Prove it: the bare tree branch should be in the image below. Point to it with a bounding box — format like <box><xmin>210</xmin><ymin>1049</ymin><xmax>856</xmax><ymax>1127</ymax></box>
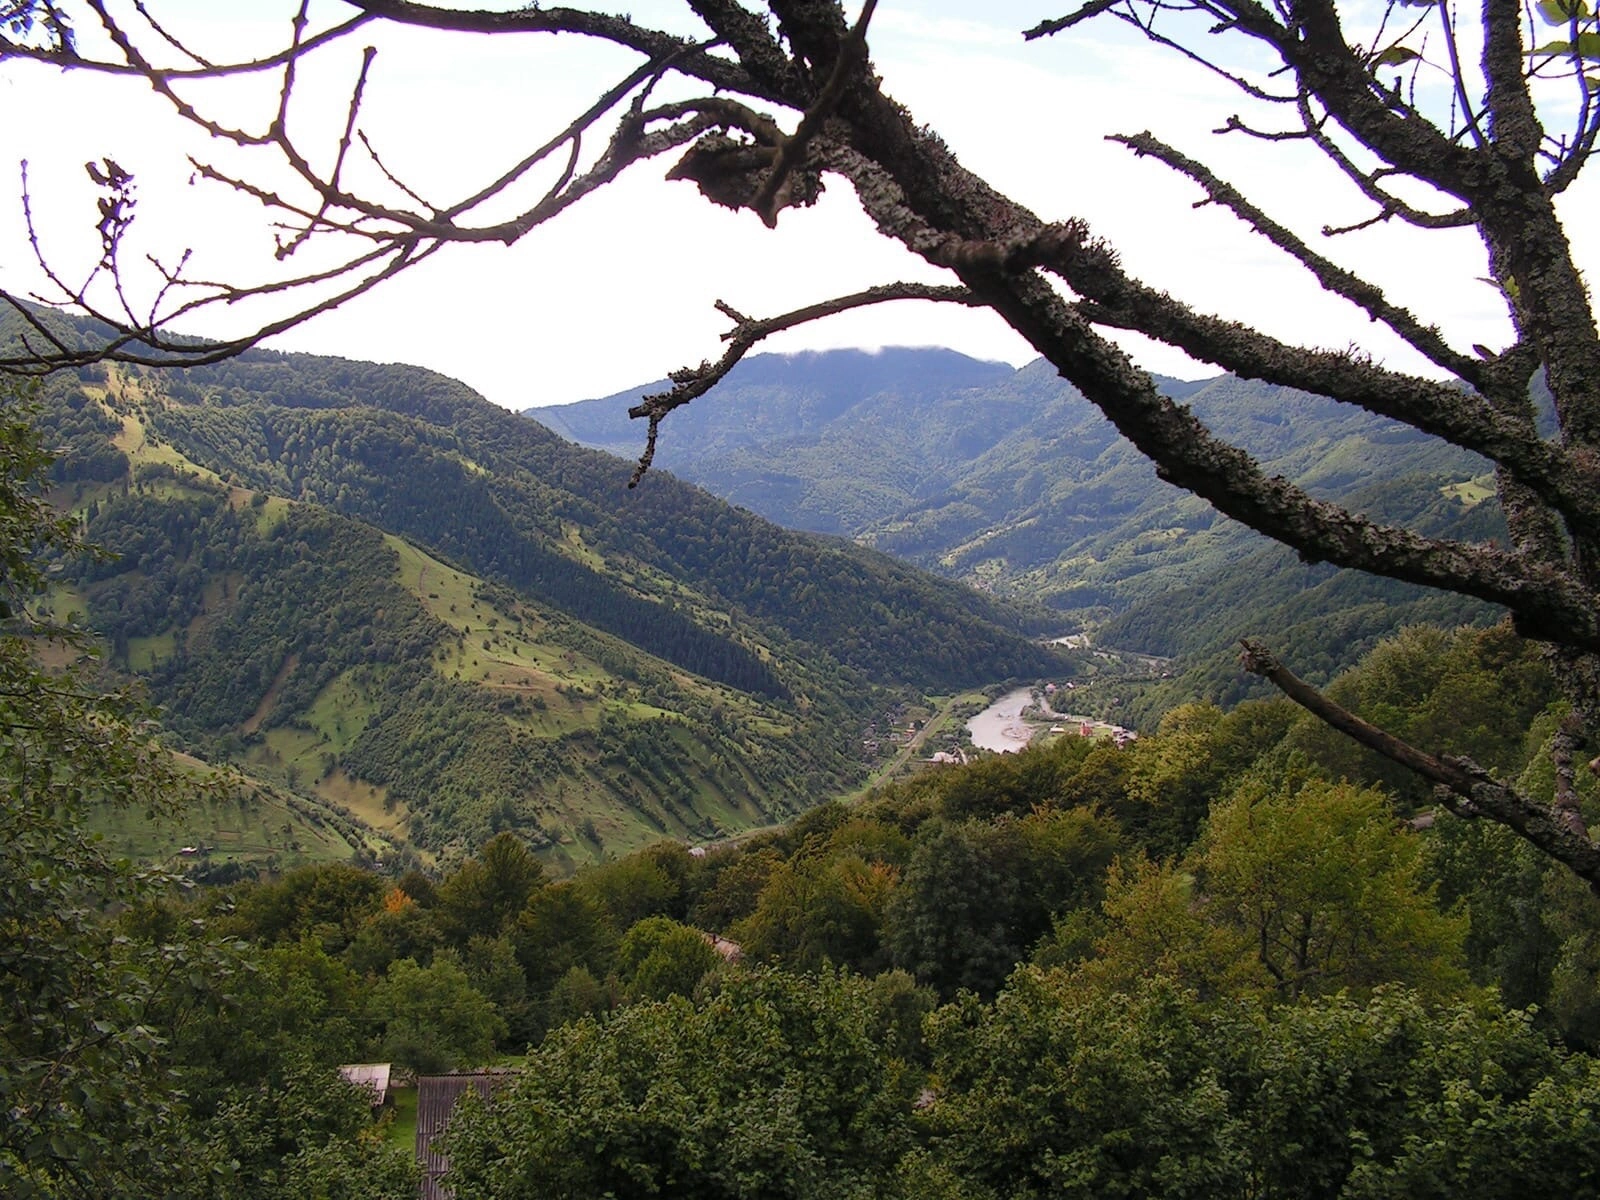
<box><xmin>627</xmin><ymin>281</ymin><xmax>982</xmax><ymax>485</ymax></box>
<box><xmin>2</xmin><ymin>8</ymin><xmax>377</xmax><ymax>77</ymax></box>
<box><xmin>342</xmin><ymin>0</ymin><xmax>784</xmax><ymax>100</ymax></box>
<box><xmin>1109</xmin><ymin>130</ymin><xmax>1482</xmax><ymax>381</ymax></box>
<box><xmin>1024</xmin><ymin>1</ymin><xmax>1122</xmax><ymax>41</ymax></box>
<box><xmin>1289</xmin><ymin>96</ymin><xmax>1476</xmax><ymax>229</ymax></box>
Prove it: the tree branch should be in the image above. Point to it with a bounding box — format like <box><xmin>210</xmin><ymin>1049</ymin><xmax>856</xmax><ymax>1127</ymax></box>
<box><xmin>626</xmin><ymin>281</ymin><xmax>982</xmax><ymax>486</ymax></box>
<box><xmin>0</xmin><ymin>7</ymin><xmax>377</xmax><ymax>78</ymax></box>
<box><xmin>1109</xmin><ymin>130</ymin><xmax>1482</xmax><ymax>382</ymax></box>
<box><xmin>343</xmin><ymin>0</ymin><xmax>778</xmax><ymax>100</ymax></box>
<box><xmin>5</xmin><ymin>68</ymin><xmax>761</xmax><ymax>373</ymax></box>
<box><xmin>1024</xmin><ymin>1</ymin><xmax>1122</xmax><ymax>41</ymax></box>
<box><xmin>1290</xmin><ymin>96</ymin><xmax>1476</xmax><ymax>229</ymax></box>
<box><xmin>829</xmin><ymin>132</ymin><xmax>1600</xmax><ymax>649</ymax></box>
<box><xmin>1240</xmin><ymin>638</ymin><xmax>1600</xmax><ymax>892</ymax></box>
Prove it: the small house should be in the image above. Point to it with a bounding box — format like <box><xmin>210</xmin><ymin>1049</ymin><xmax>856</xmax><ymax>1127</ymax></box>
<box><xmin>338</xmin><ymin>1062</ymin><xmax>392</xmax><ymax>1108</ymax></box>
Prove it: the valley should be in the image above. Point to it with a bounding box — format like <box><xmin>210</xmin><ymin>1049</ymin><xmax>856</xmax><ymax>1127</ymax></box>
<box><xmin>15</xmin><ymin>318</ymin><xmax>1514</xmax><ymax>877</ymax></box>
<box><xmin>534</xmin><ymin>348</ymin><xmax>1503</xmax><ymax>722</ymax></box>
<box><xmin>14</xmin><ymin>312</ymin><xmax>1073</xmax><ymax>873</ymax></box>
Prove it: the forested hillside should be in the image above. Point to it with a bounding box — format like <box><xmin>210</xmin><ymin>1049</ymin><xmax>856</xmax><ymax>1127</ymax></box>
<box><xmin>152</xmin><ymin>349</ymin><xmax>1061</xmax><ymax>683</ymax></box>
<box><xmin>23</xmin><ymin>604</ymin><xmax>1595</xmax><ymax>1198</ymax></box>
<box><xmin>10</xmin><ymin>333</ymin><xmax>1598</xmax><ymax>1200</ymax></box>
<box><xmin>13</xmin><ymin>312</ymin><xmax>1067</xmax><ymax>868</ymax></box>
<box><xmin>535</xmin><ymin>350</ymin><xmax>1504</xmax><ymax>707</ymax></box>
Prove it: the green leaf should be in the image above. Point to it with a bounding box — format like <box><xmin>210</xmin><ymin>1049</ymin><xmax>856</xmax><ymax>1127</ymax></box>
<box><xmin>1374</xmin><ymin>45</ymin><xmax>1421</xmax><ymax>66</ymax></box>
<box><xmin>1530</xmin><ymin>31</ymin><xmax>1600</xmax><ymax>58</ymax></box>
<box><xmin>1536</xmin><ymin>0</ymin><xmax>1592</xmax><ymax>25</ymax></box>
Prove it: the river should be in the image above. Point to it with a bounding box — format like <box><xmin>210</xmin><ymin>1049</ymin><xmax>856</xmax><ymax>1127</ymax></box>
<box><xmin>965</xmin><ymin>687</ymin><xmax>1039</xmax><ymax>753</ymax></box>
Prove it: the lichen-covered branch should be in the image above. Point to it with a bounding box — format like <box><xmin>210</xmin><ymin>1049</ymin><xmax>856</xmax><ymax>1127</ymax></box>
<box><xmin>1240</xmin><ymin>639</ymin><xmax>1600</xmax><ymax>892</ymax></box>
<box><xmin>1108</xmin><ymin>131</ymin><xmax>1481</xmax><ymax>382</ymax></box>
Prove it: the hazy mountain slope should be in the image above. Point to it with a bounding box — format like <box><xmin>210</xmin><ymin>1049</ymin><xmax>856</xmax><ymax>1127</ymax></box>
<box><xmin>533</xmin><ymin>348</ymin><xmax>1501</xmax><ymax>692</ymax></box>
<box><xmin>530</xmin><ymin>347</ymin><xmax>1021</xmax><ymax>534</ymax></box>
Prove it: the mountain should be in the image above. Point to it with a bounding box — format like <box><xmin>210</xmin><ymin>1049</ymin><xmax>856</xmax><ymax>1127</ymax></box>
<box><xmin>16</xmin><ymin>316</ymin><xmax>1066</xmax><ymax>870</ymax></box>
<box><xmin>532</xmin><ymin>347</ymin><xmax>1018</xmax><ymax>534</ymax></box>
<box><xmin>531</xmin><ymin>349</ymin><xmax>1503</xmax><ymax>703</ymax></box>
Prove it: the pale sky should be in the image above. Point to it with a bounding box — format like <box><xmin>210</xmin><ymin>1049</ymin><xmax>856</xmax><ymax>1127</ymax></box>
<box><xmin>0</xmin><ymin>1</ymin><xmax>1584</xmax><ymax>408</ymax></box>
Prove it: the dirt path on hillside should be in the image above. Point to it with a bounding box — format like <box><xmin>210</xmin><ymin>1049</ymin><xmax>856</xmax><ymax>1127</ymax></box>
<box><xmin>241</xmin><ymin>653</ymin><xmax>300</xmax><ymax>735</ymax></box>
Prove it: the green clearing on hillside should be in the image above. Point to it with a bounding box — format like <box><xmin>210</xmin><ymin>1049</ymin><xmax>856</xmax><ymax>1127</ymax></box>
<box><xmin>125</xmin><ymin>632</ymin><xmax>175</xmax><ymax>670</ymax></box>
<box><xmin>85</xmin><ymin>780</ymin><xmax>360</xmax><ymax>869</ymax></box>
<box><xmin>318</xmin><ymin>768</ymin><xmax>412</xmax><ymax>848</ymax></box>
<box><xmin>382</xmin><ymin>1087</ymin><xmax>418</xmax><ymax>1158</ymax></box>
<box><xmin>1441</xmin><ymin>476</ymin><xmax>1495</xmax><ymax>506</ymax></box>
<box><xmin>251</xmin><ymin>493</ymin><xmax>292</xmax><ymax>533</ymax></box>
<box><xmin>38</xmin><ymin>583</ymin><xmax>88</xmax><ymax>625</ymax></box>
<box><xmin>304</xmin><ymin>671</ymin><xmax>378</xmax><ymax>752</ymax></box>
<box><xmin>390</xmin><ymin>533</ymin><xmax>609</xmax><ymax>706</ymax></box>
<box><xmin>106</xmin><ymin>397</ymin><xmax>218</xmax><ymax>480</ymax></box>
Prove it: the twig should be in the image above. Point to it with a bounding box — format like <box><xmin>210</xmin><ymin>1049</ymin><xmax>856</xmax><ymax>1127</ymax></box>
<box><xmin>1109</xmin><ymin>130</ymin><xmax>1482</xmax><ymax>382</ymax></box>
<box><xmin>626</xmin><ymin>282</ymin><xmax>980</xmax><ymax>485</ymax></box>
<box><xmin>751</xmin><ymin>0</ymin><xmax>878</xmax><ymax>227</ymax></box>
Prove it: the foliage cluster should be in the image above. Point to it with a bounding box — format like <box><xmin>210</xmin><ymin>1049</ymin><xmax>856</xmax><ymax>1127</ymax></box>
<box><xmin>295</xmin><ymin>616</ymin><xmax>1594</xmax><ymax>1198</ymax></box>
<box><xmin>108</xmin><ymin>619</ymin><xmax>1592</xmax><ymax>1199</ymax></box>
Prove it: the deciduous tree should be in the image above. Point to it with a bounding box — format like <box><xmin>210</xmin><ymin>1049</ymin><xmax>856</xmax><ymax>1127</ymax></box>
<box><xmin>0</xmin><ymin>383</ymin><xmax>413</xmax><ymax>1197</ymax></box>
<box><xmin>924</xmin><ymin>972</ymin><xmax>1600</xmax><ymax>1200</ymax></box>
<box><xmin>0</xmin><ymin>384</ymin><xmax>207</xmax><ymax>1197</ymax></box>
<box><xmin>367</xmin><ymin>953</ymin><xmax>505</xmax><ymax>1073</ymax></box>
<box><xmin>443</xmin><ymin>968</ymin><xmax>917</xmax><ymax>1200</ymax></box>
<box><xmin>434</xmin><ymin>830</ymin><xmax>546</xmax><ymax>946</ymax></box>
<box><xmin>615</xmin><ymin>914</ymin><xmax>724</xmax><ymax>1001</ymax></box>
<box><xmin>1197</xmin><ymin>774</ymin><xmax>1470</xmax><ymax>999</ymax></box>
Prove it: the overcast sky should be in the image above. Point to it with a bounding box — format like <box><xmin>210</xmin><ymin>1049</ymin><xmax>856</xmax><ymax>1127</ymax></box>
<box><xmin>1</xmin><ymin>1</ymin><xmax>1588</xmax><ymax>408</ymax></box>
